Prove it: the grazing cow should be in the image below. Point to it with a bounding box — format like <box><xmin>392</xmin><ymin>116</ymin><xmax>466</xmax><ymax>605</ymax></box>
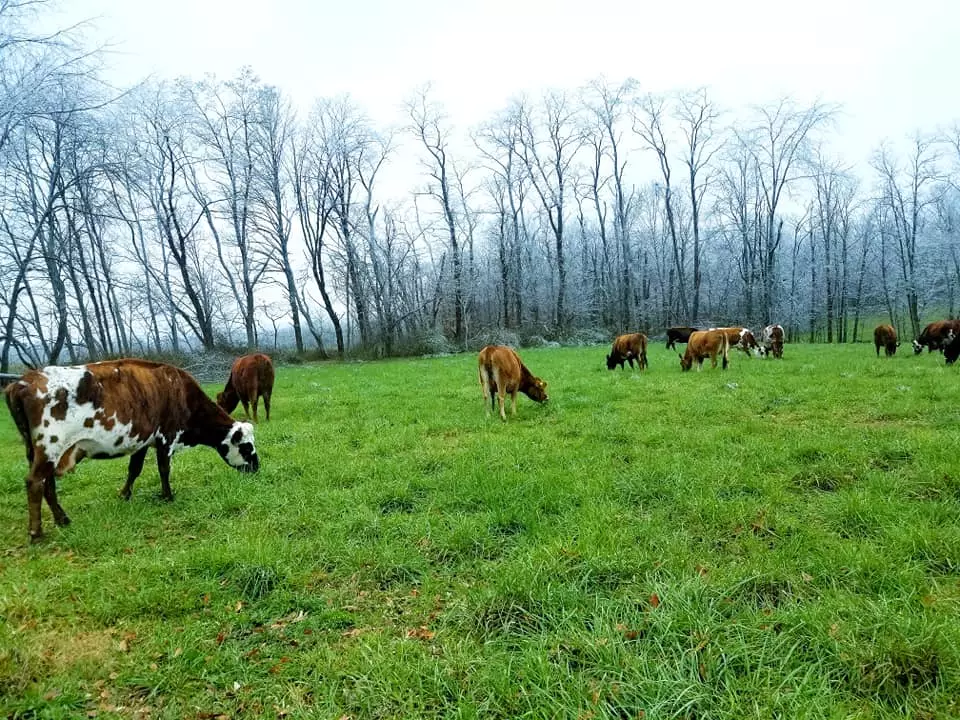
<box><xmin>759</xmin><ymin>324</ymin><xmax>785</xmax><ymax>359</ymax></box>
<box><xmin>606</xmin><ymin>333</ymin><xmax>649</xmax><ymax>371</ymax></box>
<box><xmin>4</xmin><ymin>359</ymin><xmax>259</xmax><ymax>542</ymax></box>
<box><xmin>679</xmin><ymin>329</ymin><xmax>730</xmax><ymax>371</ymax></box>
<box><xmin>478</xmin><ymin>345</ymin><xmax>548</xmax><ymax>420</ymax></box>
<box><xmin>912</xmin><ymin>320</ymin><xmax>960</xmax><ymax>355</ymax></box>
<box><xmin>711</xmin><ymin>327</ymin><xmax>759</xmax><ymax>357</ymax></box>
<box><xmin>665</xmin><ymin>326</ymin><xmax>699</xmax><ymax>351</ymax></box>
<box><xmin>873</xmin><ymin>324</ymin><xmax>899</xmax><ymax>357</ymax></box>
<box><xmin>217</xmin><ymin>353</ymin><xmax>275</xmax><ymax>422</ymax></box>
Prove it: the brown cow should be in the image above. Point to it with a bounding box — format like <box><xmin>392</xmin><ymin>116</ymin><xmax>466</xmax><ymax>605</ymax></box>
<box><xmin>679</xmin><ymin>329</ymin><xmax>730</xmax><ymax>371</ymax></box>
<box><xmin>665</xmin><ymin>326</ymin><xmax>699</xmax><ymax>351</ymax></box>
<box><xmin>759</xmin><ymin>324</ymin><xmax>785</xmax><ymax>359</ymax></box>
<box><xmin>478</xmin><ymin>345</ymin><xmax>548</xmax><ymax>420</ymax></box>
<box><xmin>606</xmin><ymin>333</ymin><xmax>648</xmax><ymax>370</ymax></box>
<box><xmin>217</xmin><ymin>353</ymin><xmax>275</xmax><ymax>422</ymax></box>
<box><xmin>913</xmin><ymin>320</ymin><xmax>960</xmax><ymax>355</ymax></box>
<box><xmin>5</xmin><ymin>359</ymin><xmax>259</xmax><ymax>542</ymax></box>
<box><xmin>711</xmin><ymin>327</ymin><xmax>759</xmax><ymax>357</ymax></box>
<box><xmin>874</xmin><ymin>324</ymin><xmax>899</xmax><ymax>357</ymax></box>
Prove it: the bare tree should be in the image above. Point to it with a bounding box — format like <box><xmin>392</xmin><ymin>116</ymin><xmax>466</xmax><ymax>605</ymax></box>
<box><xmin>873</xmin><ymin>136</ymin><xmax>943</xmax><ymax>336</ymax></box>
<box><xmin>634</xmin><ymin>93</ymin><xmax>689</xmax><ymax>321</ymax></box>
<box><xmin>676</xmin><ymin>88</ymin><xmax>721</xmax><ymax>321</ymax></box>
<box><xmin>408</xmin><ymin>86</ymin><xmax>466</xmax><ymax>345</ymax></box>
<box><xmin>737</xmin><ymin>99</ymin><xmax>834</xmax><ymax>322</ymax></box>
<box><xmin>517</xmin><ymin>90</ymin><xmax>584</xmax><ymax>330</ymax></box>
<box><xmin>185</xmin><ymin>69</ymin><xmax>272</xmax><ymax>348</ymax></box>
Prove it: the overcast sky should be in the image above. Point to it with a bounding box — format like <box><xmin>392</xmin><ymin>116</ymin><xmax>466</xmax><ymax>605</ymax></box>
<box><xmin>49</xmin><ymin>0</ymin><xmax>960</xmax><ymax>172</ymax></box>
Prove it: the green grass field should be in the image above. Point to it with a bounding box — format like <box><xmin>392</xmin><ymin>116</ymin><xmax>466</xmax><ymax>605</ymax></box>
<box><xmin>1</xmin><ymin>343</ymin><xmax>959</xmax><ymax>719</ymax></box>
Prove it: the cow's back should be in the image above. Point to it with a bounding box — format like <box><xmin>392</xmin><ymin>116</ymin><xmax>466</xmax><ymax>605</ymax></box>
<box><xmin>613</xmin><ymin>333</ymin><xmax>645</xmax><ymax>356</ymax></box>
<box><xmin>232</xmin><ymin>353</ymin><xmax>274</xmax><ymax>390</ymax></box>
<box><xmin>479</xmin><ymin>345</ymin><xmax>522</xmax><ymax>388</ymax></box>
<box><xmin>18</xmin><ymin>360</ymin><xmax>199</xmax><ymax>466</ymax></box>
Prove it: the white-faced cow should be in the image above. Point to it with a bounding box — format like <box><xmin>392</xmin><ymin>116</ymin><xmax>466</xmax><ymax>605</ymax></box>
<box><xmin>607</xmin><ymin>333</ymin><xmax>648</xmax><ymax>371</ymax></box>
<box><xmin>912</xmin><ymin>320</ymin><xmax>960</xmax><ymax>355</ymax></box>
<box><xmin>874</xmin><ymin>324</ymin><xmax>899</xmax><ymax>357</ymax></box>
<box><xmin>679</xmin><ymin>329</ymin><xmax>730</xmax><ymax>371</ymax></box>
<box><xmin>478</xmin><ymin>345</ymin><xmax>548</xmax><ymax>420</ymax></box>
<box><xmin>665</xmin><ymin>326</ymin><xmax>699</xmax><ymax>351</ymax></box>
<box><xmin>759</xmin><ymin>324</ymin><xmax>785</xmax><ymax>359</ymax></box>
<box><xmin>4</xmin><ymin>359</ymin><xmax>259</xmax><ymax>542</ymax></box>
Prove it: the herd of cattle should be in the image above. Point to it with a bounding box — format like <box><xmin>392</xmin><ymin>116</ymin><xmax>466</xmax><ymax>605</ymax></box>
<box><xmin>2</xmin><ymin>317</ymin><xmax>959</xmax><ymax>542</ymax></box>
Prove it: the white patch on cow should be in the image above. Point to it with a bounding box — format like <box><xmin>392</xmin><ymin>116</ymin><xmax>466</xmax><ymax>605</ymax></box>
<box><xmin>738</xmin><ymin>328</ymin><xmax>748</xmax><ymax>340</ymax></box>
<box><xmin>221</xmin><ymin>421</ymin><xmax>256</xmax><ymax>468</ymax></box>
<box><xmin>169</xmin><ymin>430</ymin><xmax>187</xmax><ymax>456</ymax></box>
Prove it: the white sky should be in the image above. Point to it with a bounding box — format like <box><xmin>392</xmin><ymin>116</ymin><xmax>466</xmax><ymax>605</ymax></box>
<box><xmin>48</xmin><ymin>0</ymin><xmax>960</xmax><ymax>179</ymax></box>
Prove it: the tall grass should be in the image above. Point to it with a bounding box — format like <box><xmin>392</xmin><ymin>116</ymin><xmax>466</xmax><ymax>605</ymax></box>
<box><xmin>0</xmin><ymin>343</ymin><xmax>958</xmax><ymax>718</ymax></box>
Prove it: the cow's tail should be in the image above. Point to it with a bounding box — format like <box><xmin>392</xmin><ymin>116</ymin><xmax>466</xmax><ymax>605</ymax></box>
<box><xmin>5</xmin><ymin>382</ymin><xmax>34</xmax><ymax>463</ymax></box>
<box><xmin>479</xmin><ymin>361</ymin><xmax>495</xmax><ymax>411</ymax></box>
<box><xmin>721</xmin><ymin>332</ymin><xmax>730</xmax><ymax>370</ymax></box>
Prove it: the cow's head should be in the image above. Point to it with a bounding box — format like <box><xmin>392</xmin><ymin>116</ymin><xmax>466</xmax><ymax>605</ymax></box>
<box><xmin>605</xmin><ymin>353</ymin><xmax>618</xmax><ymax>370</ymax></box>
<box><xmin>679</xmin><ymin>352</ymin><xmax>693</xmax><ymax>371</ymax></box>
<box><xmin>527</xmin><ymin>378</ymin><xmax>549</xmax><ymax>403</ymax></box>
<box><xmin>218</xmin><ymin>421</ymin><xmax>259</xmax><ymax>473</ymax></box>
<box><xmin>912</xmin><ymin>339</ymin><xmax>923</xmax><ymax>354</ymax></box>
<box><xmin>216</xmin><ymin>385</ymin><xmax>240</xmax><ymax>413</ymax></box>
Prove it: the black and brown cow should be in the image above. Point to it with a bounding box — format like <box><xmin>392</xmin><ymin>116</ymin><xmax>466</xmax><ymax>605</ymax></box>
<box><xmin>913</xmin><ymin>320</ymin><xmax>960</xmax><ymax>355</ymax></box>
<box><xmin>606</xmin><ymin>333</ymin><xmax>649</xmax><ymax>371</ymax></box>
<box><xmin>711</xmin><ymin>327</ymin><xmax>760</xmax><ymax>357</ymax></box>
<box><xmin>217</xmin><ymin>353</ymin><xmax>275</xmax><ymax>422</ymax></box>
<box><xmin>478</xmin><ymin>345</ymin><xmax>548</xmax><ymax>420</ymax></box>
<box><xmin>874</xmin><ymin>324</ymin><xmax>899</xmax><ymax>357</ymax></box>
<box><xmin>665</xmin><ymin>326</ymin><xmax>699</xmax><ymax>351</ymax></box>
<box><xmin>759</xmin><ymin>324</ymin><xmax>785</xmax><ymax>359</ymax></box>
<box><xmin>679</xmin><ymin>329</ymin><xmax>730</xmax><ymax>371</ymax></box>
<box><xmin>4</xmin><ymin>359</ymin><xmax>259</xmax><ymax>542</ymax></box>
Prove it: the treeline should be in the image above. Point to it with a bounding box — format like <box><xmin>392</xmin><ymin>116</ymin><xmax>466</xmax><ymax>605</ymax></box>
<box><xmin>2</xmin><ymin>2</ymin><xmax>960</xmax><ymax>370</ymax></box>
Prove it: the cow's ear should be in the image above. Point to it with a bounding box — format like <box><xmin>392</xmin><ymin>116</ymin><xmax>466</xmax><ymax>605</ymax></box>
<box><xmin>231</xmin><ymin>428</ymin><xmax>243</xmax><ymax>444</ymax></box>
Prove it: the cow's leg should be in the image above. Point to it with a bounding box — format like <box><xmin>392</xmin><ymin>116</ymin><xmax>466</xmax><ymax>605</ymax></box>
<box><xmin>263</xmin><ymin>390</ymin><xmax>271</xmax><ymax>421</ymax></box>
<box><xmin>627</xmin><ymin>356</ymin><xmax>635</xmax><ymax>369</ymax></box>
<box><xmin>25</xmin><ymin>459</ymin><xmax>52</xmax><ymax>542</ymax></box>
<box><xmin>120</xmin><ymin>446</ymin><xmax>149</xmax><ymax>500</ymax></box>
<box><xmin>250</xmin><ymin>379</ymin><xmax>259</xmax><ymax>422</ymax></box>
<box><xmin>241</xmin><ymin>398</ymin><xmax>251</xmax><ymax>420</ymax></box>
<box><xmin>497</xmin><ymin>388</ymin><xmax>507</xmax><ymax>421</ymax></box>
<box><xmin>156</xmin><ymin>443</ymin><xmax>174</xmax><ymax>501</ymax></box>
<box><xmin>43</xmin><ymin>474</ymin><xmax>70</xmax><ymax>527</ymax></box>
<box><xmin>510</xmin><ymin>390</ymin><xmax>518</xmax><ymax>417</ymax></box>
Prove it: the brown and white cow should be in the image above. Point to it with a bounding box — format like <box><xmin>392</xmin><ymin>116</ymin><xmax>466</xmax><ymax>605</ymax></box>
<box><xmin>679</xmin><ymin>329</ymin><xmax>730</xmax><ymax>371</ymax></box>
<box><xmin>4</xmin><ymin>359</ymin><xmax>259</xmax><ymax>542</ymax></box>
<box><xmin>759</xmin><ymin>324</ymin><xmax>785</xmax><ymax>359</ymax></box>
<box><xmin>665</xmin><ymin>326</ymin><xmax>699</xmax><ymax>351</ymax></box>
<box><xmin>217</xmin><ymin>353</ymin><xmax>275</xmax><ymax>422</ymax></box>
<box><xmin>478</xmin><ymin>345</ymin><xmax>548</xmax><ymax>420</ymax></box>
<box><xmin>606</xmin><ymin>333</ymin><xmax>648</xmax><ymax>371</ymax></box>
<box><xmin>874</xmin><ymin>324</ymin><xmax>899</xmax><ymax>357</ymax></box>
<box><xmin>913</xmin><ymin>320</ymin><xmax>960</xmax><ymax>355</ymax></box>
<box><xmin>710</xmin><ymin>327</ymin><xmax>759</xmax><ymax>357</ymax></box>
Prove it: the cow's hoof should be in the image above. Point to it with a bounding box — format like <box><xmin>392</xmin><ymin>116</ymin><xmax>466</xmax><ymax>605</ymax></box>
<box><xmin>119</xmin><ymin>488</ymin><xmax>131</xmax><ymax>501</ymax></box>
<box><xmin>160</xmin><ymin>493</ymin><xmax>174</xmax><ymax>502</ymax></box>
<box><xmin>29</xmin><ymin>532</ymin><xmax>44</xmax><ymax>544</ymax></box>
<box><xmin>54</xmin><ymin>514</ymin><xmax>71</xmax><ymax>527</ymax></box>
